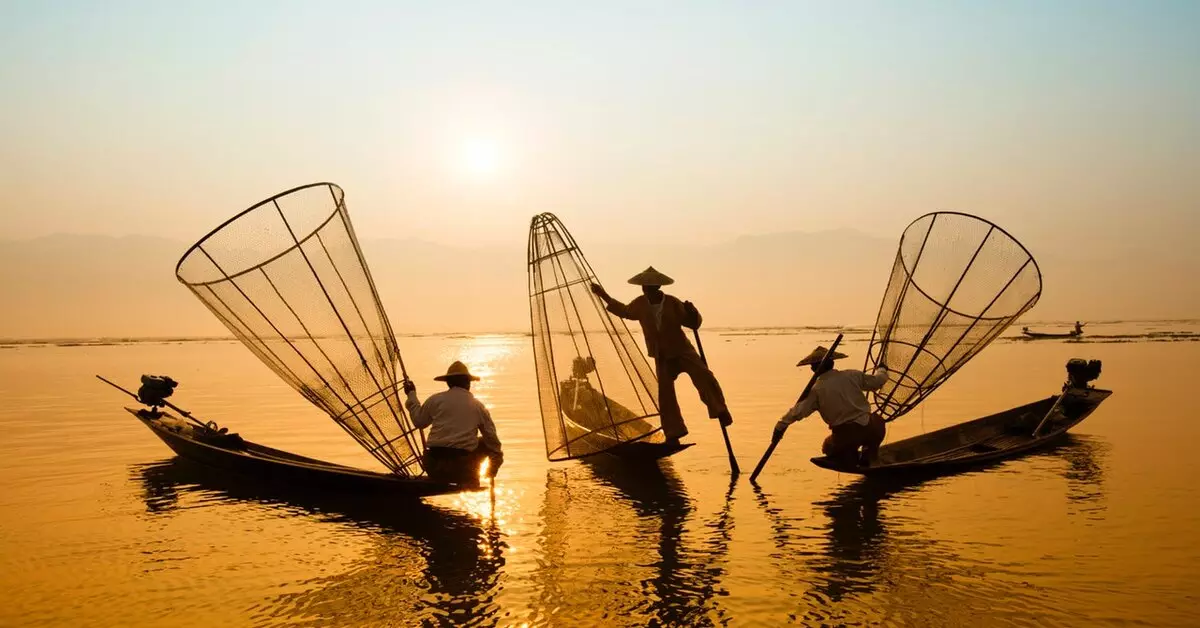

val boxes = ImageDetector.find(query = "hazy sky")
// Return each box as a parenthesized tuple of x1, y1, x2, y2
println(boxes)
(2, 1, 1198, 254)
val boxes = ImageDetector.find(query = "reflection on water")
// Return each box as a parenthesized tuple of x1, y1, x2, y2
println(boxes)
(532, 459, 736, 626)
(753, 434, 1111, 626)
(4, 333, 1199, 626)
(136, 460, 505, 626)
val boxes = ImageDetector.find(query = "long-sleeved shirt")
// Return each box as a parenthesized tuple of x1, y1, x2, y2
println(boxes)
(779, 367, 889, 428)
(605, 293, 701, 359)
(405, 387, 503, 453)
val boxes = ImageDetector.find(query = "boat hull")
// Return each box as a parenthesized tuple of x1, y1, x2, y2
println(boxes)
(810, 387, 1112, 476)
(128, 408, 478, 497)
(1022, 330, 1081, 339)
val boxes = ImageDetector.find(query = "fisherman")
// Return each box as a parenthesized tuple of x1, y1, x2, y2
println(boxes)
(1073, 321, 1085, 335)
(590, 267, 733, 444)
(773, 346, 889, 467)
(403, 361, 503, 485)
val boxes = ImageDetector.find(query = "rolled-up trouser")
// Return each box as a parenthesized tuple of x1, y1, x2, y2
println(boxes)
(822, 414, 886, 464)
(654, 349, 729, 440)
(423, 445, 503, 485)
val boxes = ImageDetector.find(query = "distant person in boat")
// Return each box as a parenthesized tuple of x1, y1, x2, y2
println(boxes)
(1074, 321, 1085, 335)
(403, 361, 503, 485)
(590, 267, 733, 444)
(773, 346, 890, 467)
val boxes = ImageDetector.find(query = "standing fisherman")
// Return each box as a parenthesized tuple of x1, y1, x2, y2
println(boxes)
(773, 346, 889, 467)
(590, 267, 733, 444)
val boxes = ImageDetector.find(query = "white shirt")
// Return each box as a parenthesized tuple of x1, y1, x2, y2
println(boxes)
(780, 367, 889, 428)
(405, 387, 503, 452)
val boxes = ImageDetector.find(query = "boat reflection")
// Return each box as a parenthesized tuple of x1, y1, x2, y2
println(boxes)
(134, 458, 505, 626)
(754, 433, 1109, 623)
(531, 458, 735, 626)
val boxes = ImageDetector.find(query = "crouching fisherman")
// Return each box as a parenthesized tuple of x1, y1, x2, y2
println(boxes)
(404, 361, 504, 485)
(774, 346, 889, 467)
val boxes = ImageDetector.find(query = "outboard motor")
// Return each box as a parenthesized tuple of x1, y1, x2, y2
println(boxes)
(1065, 359, 1102, 390)
(571, 356, 598, 379)
(137, 375, 178, 407)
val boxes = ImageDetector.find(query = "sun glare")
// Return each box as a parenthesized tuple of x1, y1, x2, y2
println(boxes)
(460, 138, 504, 180)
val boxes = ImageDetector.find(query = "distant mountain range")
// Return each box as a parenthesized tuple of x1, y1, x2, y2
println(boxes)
(1, 230, 1196, 338)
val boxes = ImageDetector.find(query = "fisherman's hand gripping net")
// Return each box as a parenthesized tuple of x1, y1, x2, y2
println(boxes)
(867, 212, 1042, 422)
(528, 213, 665, 460)
(175, 183, 424, 476)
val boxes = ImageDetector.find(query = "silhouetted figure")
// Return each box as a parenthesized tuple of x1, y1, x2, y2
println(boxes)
(774, 346, 889, 467)
(404, 361, 503, 485)
(591, 267, 732, 444)
(1074, 321, 1086, 335)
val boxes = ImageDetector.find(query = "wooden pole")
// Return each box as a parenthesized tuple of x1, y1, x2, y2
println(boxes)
(692, 329, 740, 476)
(749, 333, 844, 484)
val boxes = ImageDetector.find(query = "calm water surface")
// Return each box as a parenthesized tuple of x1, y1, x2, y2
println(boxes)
(1, 322, 1198, 626)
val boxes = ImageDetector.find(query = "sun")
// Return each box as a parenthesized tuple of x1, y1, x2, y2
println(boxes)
(459, 138, 504, 180)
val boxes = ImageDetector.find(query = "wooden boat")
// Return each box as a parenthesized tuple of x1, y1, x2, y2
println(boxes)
(1021, 323, 1085, 339)
(127, 407, 475, 497)
(1021, 328, 1081, 339)
(811, 359, 1111, 476)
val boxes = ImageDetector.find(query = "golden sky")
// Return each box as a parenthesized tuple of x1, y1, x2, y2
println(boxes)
(1, 2, 1198, 336)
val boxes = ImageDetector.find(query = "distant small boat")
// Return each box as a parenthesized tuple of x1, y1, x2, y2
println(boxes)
(1021, 322, 1085, 339)
(127, 407, 473, 497)
(1021, 329, 1081, 338)
(811, 358, 1111, 476)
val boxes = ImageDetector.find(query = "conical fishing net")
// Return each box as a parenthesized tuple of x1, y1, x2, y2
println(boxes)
(866, 212, 1042, 422)
(175, 183, 424, 476)
(528, 213, 665, 460)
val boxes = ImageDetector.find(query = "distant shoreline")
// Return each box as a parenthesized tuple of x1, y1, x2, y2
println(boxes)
(3, 319, 1197, 347)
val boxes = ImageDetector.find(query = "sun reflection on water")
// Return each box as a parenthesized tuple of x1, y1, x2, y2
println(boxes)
(444, 335, 518, 404)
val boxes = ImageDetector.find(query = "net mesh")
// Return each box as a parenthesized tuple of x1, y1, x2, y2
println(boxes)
(528, 213, 665, 460)
(865, 212, 1042, 422)
(175, 183, 424, 476)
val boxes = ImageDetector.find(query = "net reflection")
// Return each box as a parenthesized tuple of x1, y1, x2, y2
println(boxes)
(531, 459, 734, 626)
(134, 459, 505, 627)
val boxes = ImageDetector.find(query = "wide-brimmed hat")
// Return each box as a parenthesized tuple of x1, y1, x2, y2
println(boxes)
(627, 266, 674, 286)
(796, 345, 848, 366)
(433, 360, 480, 381)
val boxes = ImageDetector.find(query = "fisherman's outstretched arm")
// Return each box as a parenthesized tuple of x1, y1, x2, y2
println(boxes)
(404, 389, 432, 429)
(779, 394, 818, 427)
(590, 283, 637, 319)
(861, 366, 890, 391)
(478, 407, 503, 453)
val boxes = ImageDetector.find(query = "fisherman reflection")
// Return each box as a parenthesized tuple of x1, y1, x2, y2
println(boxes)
(533, 460, 732, 626)
(753, 480, 897, 611)
(135, 459, 506, 626)
(812, 482, 888, 601)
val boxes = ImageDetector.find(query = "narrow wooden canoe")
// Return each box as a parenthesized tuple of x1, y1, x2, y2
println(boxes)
(127, 408, 481, 497)
(1022, 329, 1082, 339)
(810, 386, 1112, 476)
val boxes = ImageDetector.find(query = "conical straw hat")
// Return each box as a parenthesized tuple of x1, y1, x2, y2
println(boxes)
(627, 266, 674, 286)
(433, 360, 481, 381)
(796, 345, 848, 366)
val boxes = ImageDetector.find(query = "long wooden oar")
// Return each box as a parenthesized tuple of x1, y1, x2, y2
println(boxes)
(748, 333, 844, 484)
(692, 329, 740, 476)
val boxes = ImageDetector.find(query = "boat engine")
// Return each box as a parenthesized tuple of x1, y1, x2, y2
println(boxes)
(137, 375, 178, 407)
(1065, 359, 1102, 389)
(571, 356, 597, 379)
